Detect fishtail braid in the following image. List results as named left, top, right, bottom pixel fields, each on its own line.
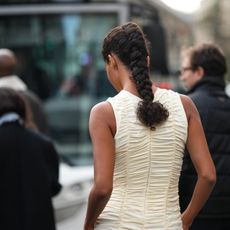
left=102, top=22, right=169, bottom=130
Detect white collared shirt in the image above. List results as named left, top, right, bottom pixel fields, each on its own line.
left=0, top=112, right=22, bottom=126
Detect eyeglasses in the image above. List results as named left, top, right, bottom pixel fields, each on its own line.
left=178, top=67, right=193, bottom=75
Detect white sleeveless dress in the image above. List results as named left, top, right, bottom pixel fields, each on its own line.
left=95, top=88, right=188, bottom=230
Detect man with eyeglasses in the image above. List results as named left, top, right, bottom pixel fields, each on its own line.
left=179, top=43, right=230, bottom=230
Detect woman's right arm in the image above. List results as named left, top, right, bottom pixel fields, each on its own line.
left=180, top=95, right=216, bottom=230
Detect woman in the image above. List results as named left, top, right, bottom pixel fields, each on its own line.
left=0, top=87, right=61, bottom=230
left=84, top=22, right=216, bottom=230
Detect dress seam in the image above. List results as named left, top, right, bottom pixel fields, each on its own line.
left=164, top=107, right=177, bottom=230
left=142, top=129, right=152, bottom=229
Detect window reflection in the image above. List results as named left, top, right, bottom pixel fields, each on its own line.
left=0, top=13, right=117, bottom=166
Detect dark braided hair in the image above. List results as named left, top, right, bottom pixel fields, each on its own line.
left=102, top=22, right=169, bottom=130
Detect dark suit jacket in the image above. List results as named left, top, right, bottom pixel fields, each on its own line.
left=0, top=121, right=61, bottom=230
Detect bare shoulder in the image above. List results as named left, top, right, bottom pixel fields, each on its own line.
left=89, top=101, right=115, bottom=134
left=179, top=94, right=199, bottom=120
left=90, top=101, right=113, bottom=121
left=180, top=94, right=193, bottom=107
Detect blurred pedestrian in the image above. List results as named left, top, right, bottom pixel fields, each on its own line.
left=0, top=87, right=61, bottom=230
left=0, top=48, right=48, bottom=134
left=179, top=43, right=230, bottom=230
left=84, top=22, right=216, bottom=230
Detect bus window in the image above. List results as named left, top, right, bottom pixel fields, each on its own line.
left=0, top=12, right=117, bottom=166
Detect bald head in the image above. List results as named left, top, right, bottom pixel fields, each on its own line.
left=0, top=49, right=17, bottom=77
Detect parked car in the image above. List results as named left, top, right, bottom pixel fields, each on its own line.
left=53, top=163, right=93, bottom=223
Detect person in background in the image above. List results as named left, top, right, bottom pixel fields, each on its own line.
left=0, top=48, right=48, bottom=134
left=0, top=87, right=61, bottom=230
left=84, top=22, right=216, bottom=230
left=179, top=43, right=230, bottom=230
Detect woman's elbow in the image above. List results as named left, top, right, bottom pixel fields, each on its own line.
left=94, top=184, right=113, bottom=199
left=209, top=171, right=216, bottom=186
left=200, top=169, right=216, bottom=187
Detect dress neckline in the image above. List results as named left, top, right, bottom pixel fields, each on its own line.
left=122, top=87, right=160, bottom=101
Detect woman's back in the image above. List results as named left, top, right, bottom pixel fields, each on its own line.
left=96, top=88, right=187, bottom=230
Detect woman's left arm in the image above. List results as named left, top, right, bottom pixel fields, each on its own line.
left=84, top=102, right=116, bottom=230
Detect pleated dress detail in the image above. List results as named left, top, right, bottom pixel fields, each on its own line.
left=95, top=88, right=188, bottom=230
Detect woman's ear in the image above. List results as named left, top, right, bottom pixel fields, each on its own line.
left=108, top=54, right=118, bottom=69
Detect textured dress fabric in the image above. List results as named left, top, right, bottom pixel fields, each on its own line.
left=95, top=88, right=188, bottom=230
